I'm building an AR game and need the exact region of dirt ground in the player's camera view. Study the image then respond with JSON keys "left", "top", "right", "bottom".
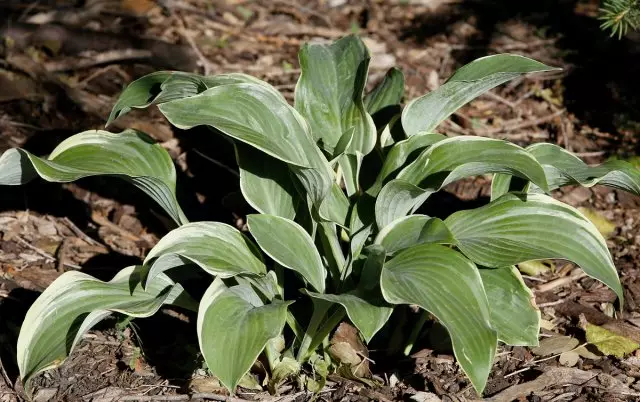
{"left": 0, "top": 0, "right": 639, "bottom": 401}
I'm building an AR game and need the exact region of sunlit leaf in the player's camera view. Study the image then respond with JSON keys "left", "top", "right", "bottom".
{"left": 375, "top": 214, "right": 454, "bottom": 255}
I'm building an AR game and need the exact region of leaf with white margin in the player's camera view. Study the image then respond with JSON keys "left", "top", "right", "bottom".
{"left": 375, "top": 179, "right": 436, "bottom": 229}
{"left": 364, "top": 67, "right": 405, "bottom": 116}
{"left": 17, "top": 266, "right": 195, "bottom": 390}
{"left": 157, "top": 83, "right": 333, "bottom": 212}
{"left": 143, "top": 222, "right": 265, "bottom": 284}
{"left": 236, "top": 143, "right": 297, "bottom": 219}
{"left": 375, "top": 214, "right": 455, "bottom": 254}
{"left": 445, "top": 193, "right": 623, "bottom": 303}
{"left": 402, "top": 54, "right": 558, "bottom": 136}
{"left": 381, "top": 244, "right": 497, "bottom": 393}
{"left": 479, "top": 266, "right": 540, "bottom": 346}
{"left": 0, "top": 129, "right": 187, "bottom": 225}
{"left": 248, "top": 214, "right": 326, "bottom": 293}
{"left": 198, "top": 279, "right": 290, "bottom": 392}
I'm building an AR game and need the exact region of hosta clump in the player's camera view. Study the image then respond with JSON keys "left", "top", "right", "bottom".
{"left": 2, "top": 35, "right": 639, "bottom": 395}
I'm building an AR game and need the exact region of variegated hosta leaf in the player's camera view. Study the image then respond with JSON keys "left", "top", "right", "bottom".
{"left": 198, "top": 279, "right": 290, "bottom": 392}
{"left": 295, "top": 35, "right": 376, "bottom": 195}
{"left": 367, "top": 133, "right": 446, "bottom": 196}
{"left": 381, "top": 244, "right": 497, "bottom": 393}
{"left": 479, "top": 266, "right": 540, "bottom": 346}
{"left": 402, "top": 54, "right": 558, "bottom": 136}
{"left": 304, "top": 246, "right": 392, "bottom": 342}
{"left": 445, "top": 193, "right": 623, "bottom": 303}
{"left": 318, "top": 183, "right": 350, "bottom": 228}
{"left": 527, "top": 143, "right": 640, "bottom": 195}
{"left": 0, "top": 129, "right": 187, "bottom": 225}
{"left": 107, "top": 71, "right": 285, "bottom": 124}
{"left": 236, "top": 143, "right": 297, "bottom": 219}
{"left": 374, "top": 214, "right": 455, "bottom": 254}
{"left": 375, "top": 180, "right": 435, "bottom": 229}
{"left": 398, "top": 137, "right": 549, "bottom": 191}
{"left": 17, "top": 266, "right": 195, "bottom": 389}
{"left": 364, "top": 67, "right": 405, "bottom": 116}
{"left": 143, "top": 222, "right": 266, "bottom": 284}
{"left": 247, "top": 214, "right": 326, "bottom": 293}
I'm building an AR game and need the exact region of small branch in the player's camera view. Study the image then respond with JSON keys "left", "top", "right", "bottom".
{"left": 45, "top": 49, "right": 153, "bottom": 72}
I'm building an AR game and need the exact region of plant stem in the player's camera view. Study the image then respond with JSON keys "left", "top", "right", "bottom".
{"left": 305, "top": 307, "right": 346, "bottom": 361}
{"left": 296, "top": 299, "right": 331, "bottom": 362}
{"left": 286, "top": 311, "right": 304, "bottom": 341}
{"left": 403, "top": 311, "right": 429, "bottom": 356}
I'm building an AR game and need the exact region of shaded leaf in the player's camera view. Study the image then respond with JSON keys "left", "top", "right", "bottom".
{"left": 364, "top": 67, "right": 404, "bottom": 115}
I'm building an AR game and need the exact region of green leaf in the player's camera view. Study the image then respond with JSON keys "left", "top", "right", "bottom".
{"left": 364, "top": 67, "right": 405, "bottom": 115}
{"left": 0, "top": 129, "right": 187, "bottom": 225}
{"left": 107, "top": 71, "right": 285, "bottom": 125}
{"left": 248, "top": 214, "right": 326, "bottom": 293}
{"left": 381, "top": 244, "right": 497, "bottom": 393}
{"left": 527, "top": 143, "right": 640, "bottom": 195}
{"left": 368, "top": 133, "right": 446, "bottom": 195}
{"left": 144, "top": 222, "right": 266, "bottom": 283}
{"left": 479, "top": 266, "right": 540, "bottom": 346}
{"left": 304, "top": 246, "right": 392, "bottom": 342}
{"left": 402, "top": 54, "right": 558, "bottom": 136}
{"left": 445, "top": 193, "right": 623, "bottom": 303}
{"left": 374, "top": 214, "right": 455, "bottom": 255}
{"left": 318, "top": 183, "right": 350, "bottom": 228}
{"left": 17, "top": 266, "right": 194, "bottom": 389}
{"left": 157, "top": 82, "right": 333, "bottom": 211}
{"left": 375, "top": 179, "right": 435, "bottom": 229}
{"left": 236, "top": 143, "right": 297, "bottom": 219}
{"left": 198, "top": 279, "right": 290, "bottom": 392}
{"left": 398, "top": 137, "right": 549, "bottom": 192}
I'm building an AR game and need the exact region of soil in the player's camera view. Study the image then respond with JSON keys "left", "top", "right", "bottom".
{"left": 0, "top": 1, "right": 639, "bottom": 401}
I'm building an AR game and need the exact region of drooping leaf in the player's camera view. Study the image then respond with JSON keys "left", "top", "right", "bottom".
{"left": 0, "top": 129, "right": 187, "bottom": 225}
{"left": 445, "top": 193, "right": 623, "bottom": 303}
{"left": 295, "top": 35, "right": 376, "bottom": 196}
{"left": 375, "top": 179, "right": 435, "bottom": 229}
{"left": 381, "top": 244, "right": 497, "bottom": 393}
{"left": 479, "top": 266, "right": 540, "bottom": 346}
{"left": 364, "top": 67, "right": 404, "bottom": 116}
{"left": 374, "top": 214, "right": 455, "bottom": 254}
{"left": 398, "top": 137, "right": 549, "bottom": 192}
{"left": 144, "top": 222, "right": 266, "bottom": 283}
{"left": 402, "top": 54, "right": 558, "bottom": 136}
{"left": 198, "top": 279, "right": 290, "bottom": 392}
{"left": 248, "top": 214, "right": 326, "bottom": 293}
{"left": 236, "top": 143, "right": 297, "bottom": 219}
{"left": 527, "top": 143, "right": 640, "bottom": 195}
{"left": 107, "top": 71, "right": 285, "bottom": 124}
{"left": 17, "top": 266, "right": 195, "bottom": 389}
{"left": 156, "top": 83, "right": 333, "bottom": 211}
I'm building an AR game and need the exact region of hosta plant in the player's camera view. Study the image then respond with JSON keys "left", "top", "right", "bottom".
{"left": 2, "top": 35, "right": 639, "bottom": 396}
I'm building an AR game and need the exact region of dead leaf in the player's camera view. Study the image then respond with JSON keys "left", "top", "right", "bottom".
{"left": 585, "top": 322, "right": 640, "bottom": 358}
{"left": 531, "top": 335, "right": 579, "bottom": 356}
{"left": 558, "top": 350, "right": 579, "bottom": 366}
{"left": 578, "top": 207, "right": 616, "bottom": 238}
{"left": 329, "top": 322, "right": 370, "bottom": 378}
{"left": 518, "top": 260, "right": 553, "bottom": 276}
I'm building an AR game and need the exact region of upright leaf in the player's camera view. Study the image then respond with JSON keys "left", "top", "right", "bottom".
{"left": 248, "top": 214, "right": 326, "bottom": 293}
{"left": 17, "top": 266, "right": 195, "bottom": 389}
{"left": 375, "top": 180, "right": 435, "bottom": 229}
{"left": 198, "top": 279, "right": 289, "bottom": 392}
{"left": 375, "top": 215, "right": 455, "bottom": 254}
{"left": 479, "top": 266, "right": 540, "bottom": 346}
{"left": 445, "top": 193, "right": 623, "bottom": 303}
{"left": 0, "top": 129, "right": 187, "bottom": 225}
{"left": 364, "top": 67, "right": 405, "bottom": 116}
{"left": 381, "top": 244, "right": 497, "bottom": 393}
{"left": 144, "top": 222, "right": 266, "bottom": 283}
{"left": 402, "top": 54, "right": 558, "bottom": 136}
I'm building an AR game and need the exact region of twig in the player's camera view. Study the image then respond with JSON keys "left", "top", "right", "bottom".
{"left": 90, "top": 211, "right": 141, "bottom": 242}
{"left": 45, "top": 49, "right": 153, "bottom": 72}
{"left": 481, "top": 109, "right": 565, "bottom": 135}
{"left": 480, "top": 91, "right": 518, "bottom": 111}
{"left": 575, "top": 151, "right": 607, "bottom": 158}
{"left": 14, "top": 235, "right": 55, "bottom": 261}
{"left": 535, "top": 272, "right": 587, "bottom": 293}
{"left": 174, "top": 13, "right": 214, "bottom": 75}
{"left": 61, "top": 217, "right": 102, "bottom": 246}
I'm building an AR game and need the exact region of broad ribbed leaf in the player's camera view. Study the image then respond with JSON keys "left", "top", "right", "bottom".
{"left": 402, "top": 54, "right": 558, "bottom": 136}
{"left": 364, "top": 67, "right": 405, "bottom": 115}
{"left": 157, "top": 83, "right": 333, "bottom": 210}
{"left": 368, "top": 133, "right": 446, "bottom": 195}
{"left": 381, "top": 244, "right": 497, "bottom": 393}
{"left": 0, "top": 129, "right": 187, "bottom": 225}
{"left": 248, "top": 214, "right": 326, "bottom": 293}
{"left": 17, "top": 266, "right": 195, "bottom": 389}
{"left": 198, "top": 279, "right": 289, "bottom": 392}
{"left": 319, "top": 183, "right": 350, "bottom": 228}
{"left": 445, "top": 193, "right": 623, "bottom": 302}
{"left": 144, "top": 222, "right": 265, "bottom": 283}
{"left": 479, "top": 266, "right": 540, "bottom": 346}
{"left": 304, "top": 246, "right": 392, "bottom": 342}
{"left": 295, "top": 35, "right": 376, "bottom": 195}
{"left": 375, "top": 215, "right": 455, "bottom": 254}
{"left": 107, "top": 71, "right": 285, "bottom": 124}
{"left": 375, "top": 179, "right": 435, "bottom": 229}
{"left": 527, "top": 143, "right": 640, "bottom": 195}
{"left": 236, "top": 143, "right": 297, "bottom": 219}
{"left": 398, "top": 137, "right": 549, "bottom": 191}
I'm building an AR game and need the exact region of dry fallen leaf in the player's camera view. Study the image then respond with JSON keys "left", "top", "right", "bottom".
{"left": 518, "top": 260, "right": 553, "bottom": 276}
{"left": 578, "top": 207, "right": 616, "bottom": 238}
{"left": 531, "top": 335, "right": 579, "bottom": 356}
{"left": 585, "top": 323, "right": 640, "bottom": 358}
{"left": 559, "top": 350, "right": 579, "bottom": 366}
